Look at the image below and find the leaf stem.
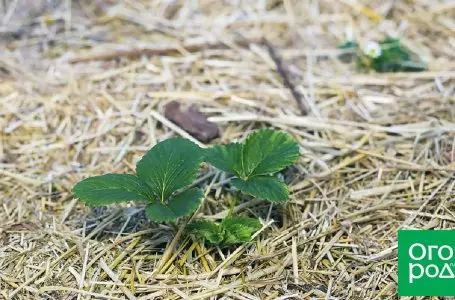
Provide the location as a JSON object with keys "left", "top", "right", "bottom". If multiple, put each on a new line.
{"left": 228, "top": 190, "right": 241, "bottom": 217}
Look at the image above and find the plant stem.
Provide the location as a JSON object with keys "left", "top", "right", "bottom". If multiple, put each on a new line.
{"left": 228, "top": 190, "right": 241, "bottom": 217}
{"left": 152, "top": 219, "right": 189, "bottom": 277}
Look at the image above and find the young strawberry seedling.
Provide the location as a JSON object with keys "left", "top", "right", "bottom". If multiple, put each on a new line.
{"left": 73, "top": 129, "right": 300, "bottom": 247}
{"left": 188, "top": 129, "right": 300, "bottom": 246}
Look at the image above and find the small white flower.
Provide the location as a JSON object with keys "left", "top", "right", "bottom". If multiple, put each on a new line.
{"left": 362, "top": 41, "right": 382, "bottom": 58}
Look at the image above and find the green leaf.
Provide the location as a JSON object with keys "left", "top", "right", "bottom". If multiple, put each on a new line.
{"left": 73, "top": 174, "right": 154, "bottom": 206}
{"left": 145, "top": 203, "right": 175, "bottom": 222}
{"left": 168, "top": 188, "right": 203, "bottom": 218}
{"left": 242, "top": 129, "right": 299, "bottom": 177}
{"left": 136, "top": 138, "right": 204, "bottom": 202}
{"left": 187, "top": 220, "right": 224, "bottom": 244}
{"left": 204, "top": 129, "right": 299, "bottom": 180}
{"left": 188, "top": 217, "right": 262, "bottom": 246}
{"left": 204, "top": 142, "right": 243, "bottom": 177}
{"left": 221, "top": 216, "right": 261, "bottom": 245}
{"left": 145, "top": 188, "right": 203, "bottom": 222}
{"left": 231, "top": 176, "right": 289, "bottom": 202}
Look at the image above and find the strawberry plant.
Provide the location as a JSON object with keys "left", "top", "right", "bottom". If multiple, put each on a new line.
{"left": 73, "top": 129, "right": 300, "bottom": 247}
{"left": 338, "top": 38, "right": 426, "bottom": 72}
{"left": 73, "top": 138, "right": 205, "bottom": 222}
{"left": 188, "top": 129, "right": 300, "bottom": 246}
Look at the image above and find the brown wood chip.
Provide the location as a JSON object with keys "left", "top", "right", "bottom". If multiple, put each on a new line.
{"left": 164, "top": 101, "right": 220, "bottom": 143}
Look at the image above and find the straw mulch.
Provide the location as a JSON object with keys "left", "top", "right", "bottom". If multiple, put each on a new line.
{"left": 1, "top": 1, "right": 455, "bottom": 299}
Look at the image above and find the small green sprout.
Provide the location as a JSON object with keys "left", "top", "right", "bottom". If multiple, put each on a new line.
{"left": 187, "top": 216, "right": 262, "bottom": 246}
{"left": 367, "top": 38, "right": 426, "bottom": 72}
{"left": 338, "top": 38, "right": 426, "bottom": 72}
{"left": 73, "top": 138, "right": 205, "bottom": 222}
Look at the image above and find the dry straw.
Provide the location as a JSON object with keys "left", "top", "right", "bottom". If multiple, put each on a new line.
{"left": 1, "top": 0, "right": 455, "bottom": 299}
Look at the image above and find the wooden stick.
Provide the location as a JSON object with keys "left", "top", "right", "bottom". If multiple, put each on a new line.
{"left": 263, "top": 38, "right": 308, "bottom": 115}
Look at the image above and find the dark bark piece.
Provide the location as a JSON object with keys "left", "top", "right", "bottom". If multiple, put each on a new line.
{"left": 164, "top": 101, "right": 220, "bottom": 143}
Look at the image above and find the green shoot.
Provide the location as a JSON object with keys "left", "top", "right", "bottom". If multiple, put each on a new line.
{"left": 187, "top": 217, "right": 261, "bottom": 246}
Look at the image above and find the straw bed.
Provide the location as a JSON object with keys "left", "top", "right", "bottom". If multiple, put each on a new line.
{"left": 1, "top": 0, "right": 455, "bottom": 299}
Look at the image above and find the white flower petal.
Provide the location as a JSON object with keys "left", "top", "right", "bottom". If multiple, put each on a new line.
{"left": 362, "top": 41, "right": 382, "bottom": 58}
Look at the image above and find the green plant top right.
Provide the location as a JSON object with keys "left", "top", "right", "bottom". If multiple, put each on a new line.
{"left": 338, "top": 38, "right": 426, "bottom": 73}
